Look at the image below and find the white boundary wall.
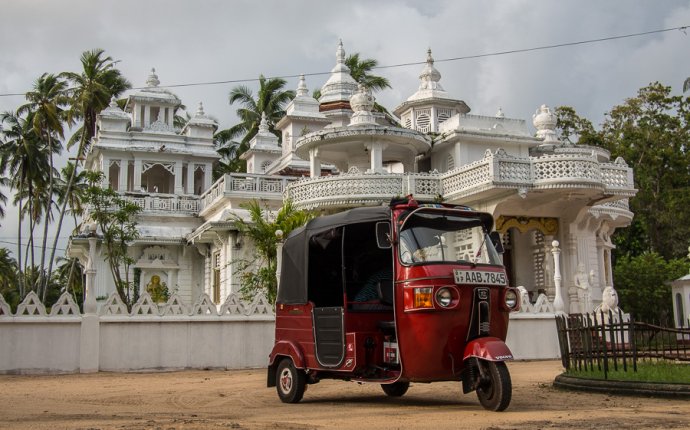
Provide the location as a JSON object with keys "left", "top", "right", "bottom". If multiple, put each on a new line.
{"left": 0, "top": 291, "right": 275, "bottom": 374}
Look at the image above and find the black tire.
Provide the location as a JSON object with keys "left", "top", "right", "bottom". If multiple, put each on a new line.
{"left": 381, "top": 381, "right": 410, "bottom": 397}
{"left": 476, "top": 361, "right": 512, "bottom": 412}
{"left": 276, "top": 358, "right": 306, "bottom": 403}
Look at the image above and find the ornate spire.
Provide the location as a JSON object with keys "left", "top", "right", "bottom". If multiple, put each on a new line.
{"left": 349, "top": 84, "right": 377, "bottom": 126}
{"left": 195, "top": 102, "right": 206, "bottom": 118}
{"left": 496, "top": 107, "right": 505, "bottom": 118}
{"left": 258, "top": 112, "right": 270, "bottom": 135}
{"left": 533, "top": 104, "right": 558, "bottom": 142}
{"left": 296, "top": 74, "right": 308, "bottom": 97}
{"left": 146, "top": 68, "right": 160, "bottom": 87}
{"left": 109, "top": 96, "right": 118, "bottom": 109}
{"left": 336, "top": 39, "right": 345, "bottom": 65}
{"left": 419, "top": 48, "right": 443, "bottom": 91}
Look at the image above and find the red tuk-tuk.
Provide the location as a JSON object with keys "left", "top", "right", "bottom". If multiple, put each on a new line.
{"left": 267, "top": 197, "right": 520, "bottom": 411}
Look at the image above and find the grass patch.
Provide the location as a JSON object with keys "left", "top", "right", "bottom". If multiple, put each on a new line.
{"left": 565, "top": 360, "right": 690, "bottom": 383}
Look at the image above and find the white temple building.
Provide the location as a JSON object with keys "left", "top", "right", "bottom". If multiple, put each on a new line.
{"left": 69, "top": 41, "right": 636, "bottom": 318}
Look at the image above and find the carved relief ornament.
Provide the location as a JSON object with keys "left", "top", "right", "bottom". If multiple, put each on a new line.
{"left": 495, "top": 215, "right": 558, "bottom": 236}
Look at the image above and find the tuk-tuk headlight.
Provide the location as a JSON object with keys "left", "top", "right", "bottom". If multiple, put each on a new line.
{"left": 436, "top": 288, "right": 452, "bottom": 307}
{"left": 504, "top": 289, "right": 518, "bottom": 310}
{"left": 414, "top": 287, "right": 434, "bottom": 309}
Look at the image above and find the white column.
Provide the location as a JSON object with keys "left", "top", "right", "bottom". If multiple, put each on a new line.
{"left": 551, "top": 240, "right": 565, "bottom": 315}
{"left": 167, "top": 107, "right": 174, "bottom": 126}
{"left": 186, "top": 164, "right": 194, "bottom": 194}
{"left": 309, "top": 148, "right": 321, "bottom": 178}
{"left": 118, "top": 160, "right": 128, "bottom": 192}
{"left": 144, "top": 105, "right": 151, "bottom": 128}
{"left": 133, "top": 159, "right": 142, "bottom": 192}
{"left": 102, "top": 156, "right": 110, "bottom": 185}
{"left": 367, "top": 142, "right": 384, "bottom": 173}
{"left": 174, "top": 161, "right": 183, "bottom": 194}
{"left": 203, "top": 163, "right": 212, "bottom": 191}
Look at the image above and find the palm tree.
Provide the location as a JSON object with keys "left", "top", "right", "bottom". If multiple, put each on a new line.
{"left": 233, "top": 200, "right": 311, "bottom": 303}
{"left": 17, "top": 73, "right": 69, "bottom": 298}
{"left": 0, "top": 111, "right": 49, "bottom": 297}
{"left": 47, "top": 49, "right": 131, "bottom": 288}
{"left": 216, "top": 75, "right": 295, "bottom": 173}
{"left": 345, "top": 53, "right": 391, "bottom": 93}
{"left": 0, "top": 247, "right": 18, "bottom": 310}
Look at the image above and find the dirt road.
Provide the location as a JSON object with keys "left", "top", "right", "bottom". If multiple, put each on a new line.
{"left": 0, "top": 361, "right": 687, "bottom": 429}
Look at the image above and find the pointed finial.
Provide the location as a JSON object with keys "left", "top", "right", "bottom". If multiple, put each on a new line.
{"left": 427, "top": 48, "right": 434, "bottom": 64}
{"left": 109, "top": 96, "right": 118, "bottom": 109}
{"left": 496, "top": 107, "right": 505, "bottom": 118}
{"left": 258, "top": 112, "right": 269, "bottom": 134}
{"left": 296, "top": 74, "right": 308, "bottom": 97}
{"left": 146, "top": 68, "right": 160, "bottom": 87}
{"left": 336, "top": 39, "right": 345, "bottom": 64}
{"left": 195, "top": 102, "right": 205, "bottom": 117}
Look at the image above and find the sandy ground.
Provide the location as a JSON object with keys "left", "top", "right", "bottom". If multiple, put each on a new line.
{"left": 0, "top": 361, "right": 688, "bottom": 430}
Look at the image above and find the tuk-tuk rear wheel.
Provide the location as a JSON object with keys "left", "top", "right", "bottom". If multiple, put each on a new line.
{"left": 475, "top": 361, "right": 511, "bottom": 412}
{"left": 276, "top": 358, "right": 306, "bottom": 403}
{"left": 381, "top": 381, "right": 410, "bottom": 397}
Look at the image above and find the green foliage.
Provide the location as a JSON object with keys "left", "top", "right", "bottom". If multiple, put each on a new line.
{"left": 599, "top": 83, "right": 690, "bottom": 259}
{"left": 83, "top": 171, "right": 140, "bottom": 309}
{"left": 554, "top": 106, "right": 599, "bottom": 145}
{"left": 613, "top": 252, "right": 689, "bottom": 323}
{"left": 233, "top": 200, "right": 312, "bottom": 304}
{"left": 0, "top": 247, "right": 19, "bottom": 310}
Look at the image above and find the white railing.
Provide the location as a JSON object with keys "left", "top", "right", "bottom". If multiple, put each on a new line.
{"left": 121, "top": 193, "right": 201, "bottom": 214}
{"left": 286, "top": 170, "right": 442, "bottom": 210}
{"left": 200, "top": 173, "right": 297, "bottom": 211}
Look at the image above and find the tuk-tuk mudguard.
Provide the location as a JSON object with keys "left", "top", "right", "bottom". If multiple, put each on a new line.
{"left": 267, "top": 340, "right": 306, "bottom": 388}
{"left": 463, "top": 337, "right": 514, "bottom": 362}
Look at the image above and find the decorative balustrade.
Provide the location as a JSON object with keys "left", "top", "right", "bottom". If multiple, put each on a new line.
{"left": 200, "top": 173, "right": 296, "bottom": 212}
{"left": 0, "top": 290, "right": 273, "bottom": 318}
{"left": 286, "top": 168, "right": 442, "bottom": 210}
{"left": 121, "top": 193, "right": 201, "bottom": 214}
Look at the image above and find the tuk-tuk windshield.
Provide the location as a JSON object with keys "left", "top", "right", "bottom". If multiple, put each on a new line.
{"left": 398, "top": 210, "right": 501, "bottom": 266}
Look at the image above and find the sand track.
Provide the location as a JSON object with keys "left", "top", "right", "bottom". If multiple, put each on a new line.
{"left": 1, "top": 361, "right": 688, "bottom": 429}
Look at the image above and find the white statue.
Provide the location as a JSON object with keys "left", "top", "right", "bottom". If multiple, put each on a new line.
{"left": 594, "top": 286, "right": 621, "bottom": 324}
{"left": 574, "top": 263, "right": 594, "bottom": 314}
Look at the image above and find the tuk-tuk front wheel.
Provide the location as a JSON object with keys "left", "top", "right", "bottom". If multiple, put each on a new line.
{"left": 475, "top": 361, "right": 511, "bottom": 412}
{"left": 381, "top": 381, "right": 410, "bottom": 397}
{"left": 276, "top": 358, "right": 306, "bottom": 403}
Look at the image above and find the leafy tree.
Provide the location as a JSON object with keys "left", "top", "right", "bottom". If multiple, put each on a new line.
{"left": 233, "top": 200, "right": 312, "bottom": 304}
{"left": 48, "top": 49, "right": 131, "bottom": 290}
{"left": 0, "top": 247, "right": 19, "bottom": 311}
{"left": 554, "top": 106, "right": 599, "bottom": 145}
{"left": 83, "top": 171, "right": 140, "bottom": 309}
{"left": 613, "top": 252, "right": 689, "bottom": 323}
{"left": 54, "top": 255, "right": 84, "bottom": 307}
{"left": 215, "top": 75, "right": 295, "bottom": 175}
{"left": 598, "top": 83, "right": 690, "bottom": 259}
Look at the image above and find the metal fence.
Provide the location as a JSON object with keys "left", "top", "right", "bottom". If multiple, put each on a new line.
{"left": 555, "top": 311, "right": 690, "bottom": 379}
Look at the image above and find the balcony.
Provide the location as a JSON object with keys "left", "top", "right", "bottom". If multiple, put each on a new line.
{"left": 120, "top": 193, "right": 201, "bottom": 215}
{"left": 199, "top": 173, "right": 297, "bottom": 214}
{"left": 286, "top": 169, "right": 441, "bottom": 210}
{"left": 286, "top": 149, "right": 636, "bottom": 210}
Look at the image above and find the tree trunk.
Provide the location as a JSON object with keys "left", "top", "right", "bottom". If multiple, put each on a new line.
{"left": 39, "top": 134, "right": 55, "bottom": 301}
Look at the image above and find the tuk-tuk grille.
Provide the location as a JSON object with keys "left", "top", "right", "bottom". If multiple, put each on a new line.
{"left": 467, "top": 288, "right": 491, "bottom": 339}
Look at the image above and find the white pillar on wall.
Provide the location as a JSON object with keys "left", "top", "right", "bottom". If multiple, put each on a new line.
{"left": 102, "top": 156, "right": 110, "bottom": 185}
{"left": 186, "top": 163, "right": 194, "bottom": 194}
{"left": 174, "top": 161, "right": 183, "bottom": 194}
{"left": 133, "top": 159, "right": 142, "bottom": 192}
{"left": 203, "top": 163, "right": 212, "bottom": 191}
{"left": 309, "top": 148, "right": 321, "bottom": 178}
{"left": 118, "top": 160, "right": 128, "bottom": 192}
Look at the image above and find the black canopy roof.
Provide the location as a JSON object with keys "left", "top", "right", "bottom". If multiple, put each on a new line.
{"left": 278, "top": 206, "right": 391, "bottom": 304}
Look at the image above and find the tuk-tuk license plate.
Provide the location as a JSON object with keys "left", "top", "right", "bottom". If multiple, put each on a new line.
{"left": 453, "top": 269, "right": 507, "bottom": 286}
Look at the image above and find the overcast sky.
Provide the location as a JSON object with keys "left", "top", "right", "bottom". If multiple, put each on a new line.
{"left": 1, "top": 0, "right": 690, "bottom": 257}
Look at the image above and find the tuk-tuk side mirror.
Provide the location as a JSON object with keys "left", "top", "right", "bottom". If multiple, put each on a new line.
{"left": 376, "top": 222, "right": 392, "bottom": 249}
{"left": 489, "top": 231, "right": 504, "bottom": 254}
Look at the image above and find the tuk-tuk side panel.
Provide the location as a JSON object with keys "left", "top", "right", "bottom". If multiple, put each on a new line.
{"left": 274, "top": 303, "right": 317, "bottom": 369}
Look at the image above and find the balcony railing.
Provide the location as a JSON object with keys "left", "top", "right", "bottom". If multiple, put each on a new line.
{"left": 287, "top": 149, "right": 636, "bottom": 210}
{"left": 200, "top": 173, "right": 297, "bottom": 212}
{"left": 120, "top": 193, "right": 201, "bottom": 214}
